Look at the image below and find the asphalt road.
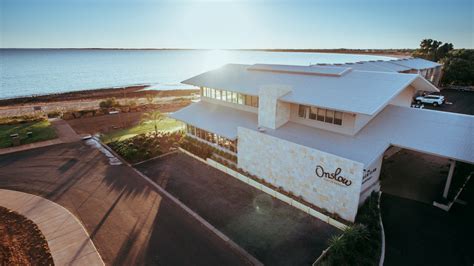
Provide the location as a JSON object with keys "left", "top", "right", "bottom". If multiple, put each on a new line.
{"left": 0, "top": 142, "right": 253, "bottom": 266}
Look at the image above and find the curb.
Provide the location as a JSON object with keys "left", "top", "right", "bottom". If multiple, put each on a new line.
{"left": 0, "top": 189, "right": 104, "bottom": 266}
{"left": 132, "top": 150, "right": 178, "bottom": 166}
{"left": 378, "top": 191, "right": 386, "bottom": 266}
{"left": 95, "top": 139, "right": 263, "bottom": 266}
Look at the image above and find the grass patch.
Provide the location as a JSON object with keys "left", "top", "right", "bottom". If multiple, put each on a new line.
{"left": 0, "top": 120, "right": 57, "bottom": 148}
{"left": 316, "top": 192, "right": 381, "bottom": 266}
{"left": 101, "top": 117, "right": 183, "bottom": 143}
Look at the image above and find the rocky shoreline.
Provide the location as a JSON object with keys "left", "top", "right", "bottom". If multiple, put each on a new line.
{"left": 0, "top": 85, "right": 199, "bottom": 107}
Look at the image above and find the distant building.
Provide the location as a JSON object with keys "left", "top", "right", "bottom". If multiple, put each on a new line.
{"left": 172, "top": 63, "right": 472, "bottom": 222}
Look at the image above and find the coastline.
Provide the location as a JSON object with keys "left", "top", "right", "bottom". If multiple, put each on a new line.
{"left": 0, "top": 85, "right": 199, "bottom": 118}
{"left": 0, "top": 85, "right": 199, "bottom": 107}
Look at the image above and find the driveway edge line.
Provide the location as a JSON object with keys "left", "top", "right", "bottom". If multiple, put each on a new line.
{"left": 378, "top": 191, "right": 386, "bottom": 266}
{"left": 96, "top": 139, "right": 263, "bottom": 266}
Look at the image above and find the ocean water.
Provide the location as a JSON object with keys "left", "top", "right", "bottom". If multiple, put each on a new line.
{"left": 0, "top": 49, "right": 394, "bottom": 99}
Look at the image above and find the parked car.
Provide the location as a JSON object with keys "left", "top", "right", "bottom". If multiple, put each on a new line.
{"left": 415, "top": 94, "right": 445, "bottom": 106}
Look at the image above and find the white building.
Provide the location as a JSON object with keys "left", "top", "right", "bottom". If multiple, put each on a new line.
{"left": 171, "top": 61, "right": 473, "bottom": 222}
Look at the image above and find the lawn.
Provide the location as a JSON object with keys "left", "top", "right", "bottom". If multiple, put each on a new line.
{"left": 0, "top": 120, "right": 57, "bottom": 148}
{"left": 101, "top": 117, "right": 183, "bottom": 143}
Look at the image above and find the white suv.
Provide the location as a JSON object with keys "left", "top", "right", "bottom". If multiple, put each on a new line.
{"left": 415, "top": 94, "right": 445, "bottom": 107}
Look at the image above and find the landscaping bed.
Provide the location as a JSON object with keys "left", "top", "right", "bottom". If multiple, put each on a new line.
{"left": 316, "top": 192, "right": 382, "bottom": 266}
{"left": 0, "top": 116, "right": 57, "bottom": 148}
{"left": 0, "top": 206, "right": 54, "bottom": 265}
{"left": 107, "top": 131, "right": 184, "bottom": 163}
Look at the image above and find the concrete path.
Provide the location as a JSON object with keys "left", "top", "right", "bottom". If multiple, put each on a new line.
{"left": 0, "top": 189, "right": 104, "bottom": 266}
{"left": 0, "top": 118, "right": 80, "bottom": 155}
{"left": 50, "top": 118, "right": 81, "bottom": 143}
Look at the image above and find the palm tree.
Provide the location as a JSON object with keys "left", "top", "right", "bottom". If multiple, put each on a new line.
{"left": 141, "top": 110, "right": 165, "bottom": 135}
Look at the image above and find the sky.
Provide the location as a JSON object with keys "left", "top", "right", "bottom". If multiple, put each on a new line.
{"left": 0, "top": 0, "right": 473, "bottom": 49}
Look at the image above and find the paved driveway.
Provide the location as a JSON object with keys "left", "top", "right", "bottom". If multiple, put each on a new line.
{"left": 0, "top": 142, "right": 253, "bottom": 266}
{"left": 381, "top": 149, "right": 449, "bottom": 204}
{"left": 137, "top": 152, "right": 340, "bottom": 266}
{"left": 382, "top": 192, "right": 473, "bottom": 266}
{"left": 381, "top": 149, "right": 474, "bottom": 265}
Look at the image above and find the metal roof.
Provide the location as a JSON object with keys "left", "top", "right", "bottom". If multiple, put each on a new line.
{"left": 182, "top": 64, "right": 438, "bottom": 115}
{"left": 311, "top": 58, "right": 441, "bottom": 72}
{"left": 169, "top": 101, "right": 257, "bottom": 140}
{"left": 389, "top": 58, "right": 442, "bottom": 70}
{"left": 172, "top": 103, "right": 473, "bottom": 165}
{"left": 248, "top": 64, "right": 352, "bottom": 77}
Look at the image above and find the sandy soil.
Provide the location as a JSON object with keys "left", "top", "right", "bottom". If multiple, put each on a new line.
{"left": 0, "top": 206, "right": 54, "bottom": 265}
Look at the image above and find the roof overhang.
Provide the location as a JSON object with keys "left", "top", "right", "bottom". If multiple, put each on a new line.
{"left": 169, "top": 101, "right": 258, "bottom": 140}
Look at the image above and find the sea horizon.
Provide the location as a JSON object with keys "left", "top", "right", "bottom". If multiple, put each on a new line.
{"left": 0, "top": 49, "right": 395, "bottom": 99}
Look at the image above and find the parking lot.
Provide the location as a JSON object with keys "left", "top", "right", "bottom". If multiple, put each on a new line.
{"left": 423, "top": 88, "right": 474, "bottom": 115}
{"left": 136, "top": 152, "right": 340, "bottom": 266}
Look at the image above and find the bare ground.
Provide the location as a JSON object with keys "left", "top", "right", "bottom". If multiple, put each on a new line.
{"left": 0, "top": 206, "right": 54, "bottom": 265}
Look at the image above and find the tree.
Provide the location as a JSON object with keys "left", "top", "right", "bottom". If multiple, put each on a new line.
{"left": 412, "top": 39, "right": 453, "bottom": 62}
{"left": 141, "top": 110, "right": 165, "bottom": 135}
{"left": 440, "top": 49, "right": 474, "bottom": 86}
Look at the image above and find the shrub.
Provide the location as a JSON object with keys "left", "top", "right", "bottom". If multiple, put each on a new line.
{"left": 99, "top": 97, "right": 120, "bottom": 109}
{"left": 317, "top": 192, "right": 381, "bottom": 266}
{"left": 47, "top": 110, "right": 62, "bottom": 118}
{"left": 0, "top": 115, "right": 44, "bottom": 125}
{"left": 108, "top": 131, "right": 183, "bottom": 163}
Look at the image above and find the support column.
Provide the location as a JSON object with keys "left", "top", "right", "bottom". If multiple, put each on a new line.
{"left": 443, "top": 160, "right": 456, "bottom": 199}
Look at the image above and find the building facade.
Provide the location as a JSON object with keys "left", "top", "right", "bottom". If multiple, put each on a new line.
{"left": 172, "top": 60, "right": 473, "bottom": 222}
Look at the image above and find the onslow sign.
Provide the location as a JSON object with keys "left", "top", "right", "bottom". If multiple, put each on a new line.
{"left": 315, "top": 165, "right": 352, "bottom": 186}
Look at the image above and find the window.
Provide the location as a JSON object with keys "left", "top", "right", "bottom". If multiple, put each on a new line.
{"left": 309, "top": 107, "right": 317, "bottom": 120}
{"left": 325, "top": 110, "right": 334, "bottom": 123}
{"left": 252, "top": 96, "right": 259, "bottom": 107}
{"left": 202, "top": 87, "right": 258, "bottom": 108}
{"left": 186, "top": 123, "right": 237, "bottom": 153}
{"left": 317, "top": 108, "right": 325, "bottom": 122}
{"left": 298, "top": 105, "right": 308, "bottom": 118}
{"left": 245, "top": 95, "right": 252, "bottom": 106}
{"left": 297, "top": 105, "right": 343, "bottom": 126}
{"left": 222, "top": 90, "right": 227, "bottom": 101}
{"left": 334, "top": 111, "right": 343, "bottom": 125}
{"left": 237, "top": 93, "right": 244, "bottom": 104}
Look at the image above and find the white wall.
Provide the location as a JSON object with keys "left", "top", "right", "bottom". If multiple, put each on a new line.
{"left": 237, "top": 127, "right": 364, "bottom": 222}
{"left": 389, "top": 85, "right": 415, "bottom": 107}
{"left": 289, "top": 103, "right": 357, "bottom": 135}
{"left": 359, "top": 153, "right": 383, "bottom": 205}
{"left": 353, "top": 113, "right": 373, "bottom": 134}
{"left": 258, "top": 86, "right": 292, "bottom": 129}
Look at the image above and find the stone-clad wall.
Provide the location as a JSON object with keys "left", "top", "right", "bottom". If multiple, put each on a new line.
{"left": 258, "top": 86, "right": 292, "bottom": 129}
{"left": 238, "top": 127, "right": 364, "bottom": 222}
